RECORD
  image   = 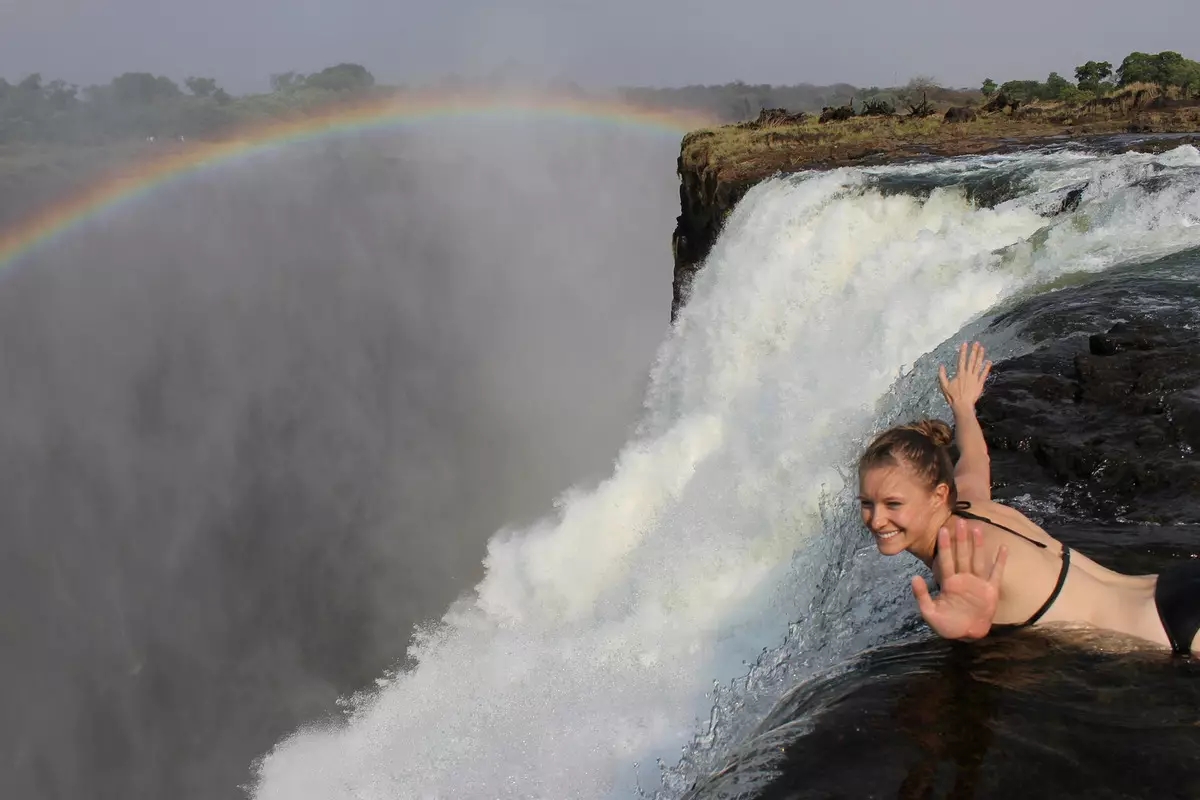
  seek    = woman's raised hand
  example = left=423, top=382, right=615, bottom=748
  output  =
left=911, top=518, right=1008, bottom=641
left=938, top=341, right=992, bottom=410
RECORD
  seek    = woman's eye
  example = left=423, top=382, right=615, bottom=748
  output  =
left=886, top=502, right=902, bottom=509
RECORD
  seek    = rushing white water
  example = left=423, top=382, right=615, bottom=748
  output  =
left=249, top=145, right=1200, bottom=800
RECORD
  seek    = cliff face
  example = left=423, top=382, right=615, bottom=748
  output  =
left=670, top=133, right=755, bottom=319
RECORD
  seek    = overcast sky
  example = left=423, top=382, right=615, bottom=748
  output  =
left=0, top=0, right=1197, bottom=93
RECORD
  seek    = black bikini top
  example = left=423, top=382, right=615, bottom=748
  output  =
left=932, top=501, right=1071, bottom=629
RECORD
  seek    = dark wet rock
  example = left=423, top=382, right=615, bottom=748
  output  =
left=943, top=106, right=978, bottom=124
left=1114, top=133, right=1200, bottom=156
left=982, top=92, right=1020, bottom=114
left=1056, top=185, right=1085, bottom=214
left=818, top=104, right=855, bottom=124
left=671, top=159, right=756, bottom=318
left=1030, top=183, right=1089, bottom=218
left=686, top=636, right=1200, bottom=800
left=740, top=108, right=809, bottom=128
left=978, top=320, right=1200, bottom=523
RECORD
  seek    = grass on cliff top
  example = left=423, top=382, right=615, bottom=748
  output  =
left=684, top=83, right=1200, bottom=181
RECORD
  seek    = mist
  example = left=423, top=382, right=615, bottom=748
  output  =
left=0, top=120, right=680, bottom=799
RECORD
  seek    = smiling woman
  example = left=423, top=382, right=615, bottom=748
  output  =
left=857, top=342, right=1200, bottom=654
left=858, top=418, right=960, bottom=558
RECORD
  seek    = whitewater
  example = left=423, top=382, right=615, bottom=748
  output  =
left=249, top=143, right=1200, bottom=799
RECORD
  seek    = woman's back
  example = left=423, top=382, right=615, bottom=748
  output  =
left=958, top=500, right=1166, bottom=645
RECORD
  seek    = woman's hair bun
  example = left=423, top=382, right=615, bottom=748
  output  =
left=903, top=419, right=954, bottom=448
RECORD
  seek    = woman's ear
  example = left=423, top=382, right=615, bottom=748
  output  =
left=932, top=482, right=951, bottom=506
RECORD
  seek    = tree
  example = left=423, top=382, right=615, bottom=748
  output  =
left=43, top=80, right=77, bottom=111
left=1164, top=57, right=1200, bottom=96
left=1118, top=51, right=1182, bottom=87
left=17, top=73, right=42, bottom=94
left=1116, top=50, right=1200, bottom=93
left=999, top=79, right=1042, bottom=103
left=1044, top=72, right=1071, bottom=100
left=270, top=72, right=304, bottom=92
left=184, top=77, right=219, bottom=98
left=110, top=72, right=181, bottom=105
left=897, top=75, right=941, bottom=115
left=1075, top=60, right=1113, bottom=93
left=304, top=63, right=375, bottom=92
left=1117, top=52, right=1154, bottom=86
left=1180, top=62, right=1200, bottom=97
left=3, top=74, right=48, bottom=131
left=901, top=75, right=939, bottom=100
left=981, top=78, right=997, bottom=97
left=1150, top=51, right=1187, bottom=88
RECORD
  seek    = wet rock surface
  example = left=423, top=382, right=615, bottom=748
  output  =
left=687, top=635, right=1200, bottom=800
left=979, top=318, right=1200, bottom=525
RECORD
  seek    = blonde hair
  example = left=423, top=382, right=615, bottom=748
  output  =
left=858, top=419, right=957, bottom=504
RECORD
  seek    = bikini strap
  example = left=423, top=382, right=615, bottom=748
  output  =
left=930, top=502, right=1071, bottom=630
left=1020, top=547, right=1071, bottom=626
left=954, top=501, right=1049, bottom=549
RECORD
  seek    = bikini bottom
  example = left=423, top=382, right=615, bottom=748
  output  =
left=1154, top=559, right=1200, bottom=656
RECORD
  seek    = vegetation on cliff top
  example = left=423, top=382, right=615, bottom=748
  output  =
left=3, top=49, right=1195, bottom=153
left=3, top=49, right=1198, bottom=197
left=682, top=50, right=1200, bottom=184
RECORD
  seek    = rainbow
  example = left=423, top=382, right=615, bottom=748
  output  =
left=0, top=91, right=715, bottom=270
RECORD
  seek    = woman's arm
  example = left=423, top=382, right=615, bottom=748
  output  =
left=950, top=402, right=990, bottom=502
left=938, top=342, right=993, bottom=502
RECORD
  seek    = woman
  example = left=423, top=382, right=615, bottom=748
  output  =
left=858, top=341, right=1200, bottom=656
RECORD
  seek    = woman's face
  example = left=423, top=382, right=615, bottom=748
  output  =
left=858, top=461, right=949, bottom=556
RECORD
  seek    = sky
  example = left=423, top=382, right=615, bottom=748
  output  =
left=0, top=0, right=1198, bottom=93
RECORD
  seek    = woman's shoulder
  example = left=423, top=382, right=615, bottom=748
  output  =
left=959, top=499, right=1060, bottom=549
left=964, top=501, right=1140, bottom=585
